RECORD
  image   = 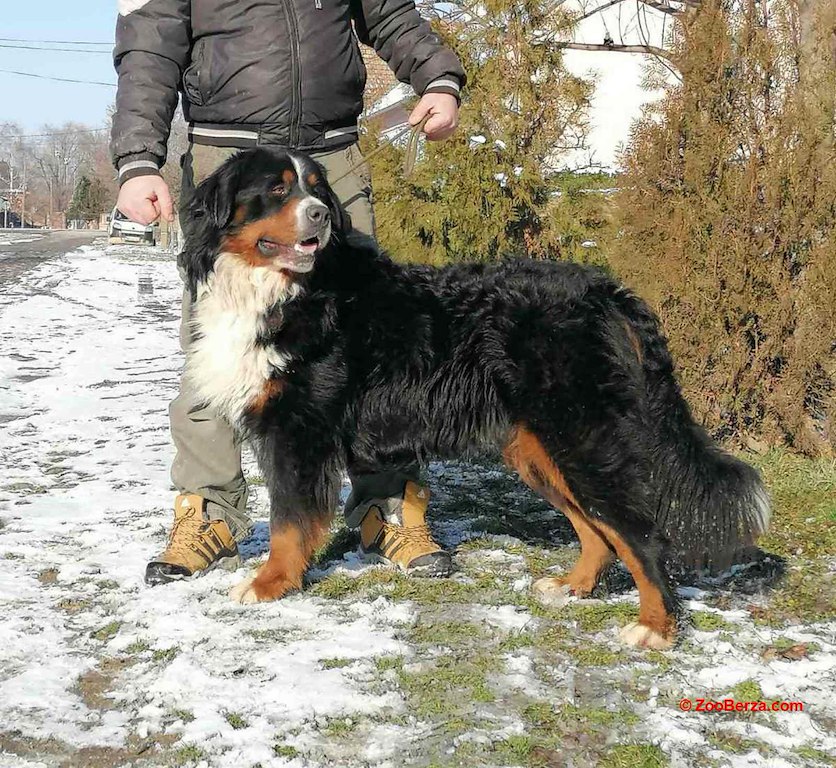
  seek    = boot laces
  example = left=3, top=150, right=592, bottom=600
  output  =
left=165, top=507, right=209, bottom=558
left=381, top=520, right=437, bottom=548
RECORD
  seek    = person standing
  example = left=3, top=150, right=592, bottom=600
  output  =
left=110, top=0, right=466, bottom=584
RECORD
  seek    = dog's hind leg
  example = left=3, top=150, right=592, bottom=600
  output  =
left=503, top=425, right=677, bottom=649
left=534, top=507, right=615, bottom=600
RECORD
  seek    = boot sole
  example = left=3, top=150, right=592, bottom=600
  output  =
left=145, top=553, right=241, bottom=586
left=360, top=550, right=453, bottom=579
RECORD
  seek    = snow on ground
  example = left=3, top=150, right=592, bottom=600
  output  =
left=1, top=244, right=834, bottom=767
left=0, top=231, right=45, bottom=247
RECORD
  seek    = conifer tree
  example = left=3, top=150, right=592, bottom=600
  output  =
left=365, top=0, right=608, bottom=265
left=612, top=0, right=836, bottom=454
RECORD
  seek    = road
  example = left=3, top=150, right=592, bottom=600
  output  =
left=0, top=229, right=102, bottom=284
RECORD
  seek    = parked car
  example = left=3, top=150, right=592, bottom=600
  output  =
left=108, top=207, right=158, bottom=245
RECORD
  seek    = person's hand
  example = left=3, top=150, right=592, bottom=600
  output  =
left=116, top=175, right=175, bottom=225
left=409, top=93, right=459, bottom=141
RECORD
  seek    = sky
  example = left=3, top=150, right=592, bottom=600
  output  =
left=3, top=0, right=117, bottom=132
left=3, top=0, right=666, bottom=169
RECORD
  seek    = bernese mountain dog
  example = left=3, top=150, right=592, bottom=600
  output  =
left=178, top=146, right=770, bottom=649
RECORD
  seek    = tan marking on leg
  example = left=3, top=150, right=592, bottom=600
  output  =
left=553, top=507, right=615, bottom=596
left=503, top=426, right=579, bottom=507
left=591, top=520, right=675, bottom=648
left=504, top=426, right=612, bottom=599
left=230, top=518, right=330, bottom=604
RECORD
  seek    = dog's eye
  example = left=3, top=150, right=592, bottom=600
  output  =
left=271, top=183, right=289, bottom=197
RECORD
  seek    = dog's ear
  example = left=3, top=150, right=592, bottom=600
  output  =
left=179, top=157, right=242, bottom=297
left=190, top=159, right=242, bottom=229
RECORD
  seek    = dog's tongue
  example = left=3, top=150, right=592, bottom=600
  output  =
left=295, top=240, right=318, bottom=255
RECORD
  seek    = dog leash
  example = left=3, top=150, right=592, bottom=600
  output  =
left=327, top=114, right=430, bottom=187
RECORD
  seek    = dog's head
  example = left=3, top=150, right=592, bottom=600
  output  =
left=180, top=147, right=347, bottom=292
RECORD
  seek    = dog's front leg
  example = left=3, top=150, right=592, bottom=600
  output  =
left=230, top=445, right=339, bottom=604
left=230, top=515, right=331, bottom=603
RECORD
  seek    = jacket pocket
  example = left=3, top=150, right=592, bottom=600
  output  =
left=182, top=38, right=212, bottom=106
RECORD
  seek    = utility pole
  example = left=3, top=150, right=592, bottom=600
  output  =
left=20, top=156, right=26, bottom=228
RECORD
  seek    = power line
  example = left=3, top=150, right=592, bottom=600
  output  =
left=0, top=69, right=115, bottom=87
left=0, top=37, right=110, bottom=46
left=3, top=128, right=109, bottom=141
left=0, top=43, right=110, bottom=54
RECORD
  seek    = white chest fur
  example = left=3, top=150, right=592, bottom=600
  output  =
left=186, top=254, right=299, bottom=425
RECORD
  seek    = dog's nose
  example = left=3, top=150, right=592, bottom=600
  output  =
left=306, top=202, right=330, bottom=225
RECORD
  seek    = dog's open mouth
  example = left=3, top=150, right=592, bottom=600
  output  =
left=257, top=236, right=319, bottom=271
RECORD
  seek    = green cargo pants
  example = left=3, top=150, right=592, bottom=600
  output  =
left=170, top=142, right=419, bottom=540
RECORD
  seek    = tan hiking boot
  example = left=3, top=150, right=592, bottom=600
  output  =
left=145, top=494, right=241, bottom=585
left=360, top=481, right=452, bottom=577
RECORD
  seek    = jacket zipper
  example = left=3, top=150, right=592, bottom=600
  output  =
left=283, top=0, right=303, bottom=146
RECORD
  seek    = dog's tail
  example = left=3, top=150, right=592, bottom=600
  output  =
left=609, top=288, right=770, bottom=572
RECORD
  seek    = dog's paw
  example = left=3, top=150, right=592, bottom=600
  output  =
left=618, top=621, right=675, bottom=650
left=229, top=576, right=260, bottom=604
left=531, top=577, right=574, bottom=609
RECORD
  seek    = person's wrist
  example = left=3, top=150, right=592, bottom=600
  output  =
left=117, top=153, right=163, bottom=187
left=422, top=77, right=462, bottom=104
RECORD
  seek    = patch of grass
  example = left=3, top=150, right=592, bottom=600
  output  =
left=125, top=639, right=150, bottom=654
left=398, top=655, right=494, bottom=717
left=97, top=579, right=119, bottom=591
left=408, top=620, right=486, bottom=646
left=37, top=568, right=59, bottom=584
left=692, top=611, right=733, bottom=632
left=644, top=650, right=673, bottom=670
left=499, top=630, right=538, bottom=652
left=756, top=565, right=836, bottom=626
left=706, top=731, right=769, bottom=755
left=794, top=746, right=836, bottom=766
left=525, top=702, right=639, bottom=730
left=558, top=600, right=638, bottom=631
left=173, top=744, right=207, bottom=766
left=731, top=679, right=764, bottom=702
left=566, top=644, right=626, bottom=667
left=312, top=568, right=511, bottom=606
left=172, top=709, right=195, bottom=723
left=91, top=621, right=121, bottom=642
left=493, top=734, right=538, bottom=763
left=753, top=451, right=836, bottom=561
left=523, top=547, right=572, bottom=579
left=493, top=703, right=643, bottom=767
left=320, top=657, right=353, bottom=670
left=224, top=711, right=249, bottom=730
left=57, top=597, right=90, bottom=613
left=599, top=744, right=667, bottom=768
left=152, top=647, right=179, bottom=663
left=374, top=655, right=404, bottom=673
left=3, top=552, right=24, bottom=560
left=273, top=743, right=300, bottom=759
left=323, top=717, right=357, bottom=738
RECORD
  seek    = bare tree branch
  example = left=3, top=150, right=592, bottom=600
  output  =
left=551, top=41, right=676, bottom=61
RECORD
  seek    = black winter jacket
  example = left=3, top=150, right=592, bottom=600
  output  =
left=110, top=0, right=465, bottom=184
